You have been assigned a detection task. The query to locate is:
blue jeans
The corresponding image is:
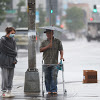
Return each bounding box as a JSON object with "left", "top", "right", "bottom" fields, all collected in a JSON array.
[{"left": 43, "top": 66, "right": 58, "bottom": 92}]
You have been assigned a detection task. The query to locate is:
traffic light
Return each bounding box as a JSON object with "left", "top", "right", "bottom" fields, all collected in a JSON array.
[
  {"left": 51, "top": 9, "right": 53, "bottom": 13},
  {"left": 36, "top": 36, "right": 37, "bottom": 41},
  {"left": 60, "top": 24, "right": 64, "bottom": 28},
  {"left": 90, "top": 18, "right": 93, "bottom": 21},
  {"left": 93, "top": 5, "right": 97, "bottom": 13}
]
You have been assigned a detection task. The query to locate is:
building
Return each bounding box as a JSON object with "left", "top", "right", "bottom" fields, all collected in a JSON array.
[
  {"left": 36, "top": 0, "right": 46, "bottom": 10},
  {"left": 58, "top": 0, "right": 68, "bottom": 16},
  {"left": 67, "top": 0, "right": 100, "bottom": 9}
]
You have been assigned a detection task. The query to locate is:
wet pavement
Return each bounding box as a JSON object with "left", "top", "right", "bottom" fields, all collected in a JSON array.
[{"left": 0, "top": 81, "right": 100, "bottom": 100}]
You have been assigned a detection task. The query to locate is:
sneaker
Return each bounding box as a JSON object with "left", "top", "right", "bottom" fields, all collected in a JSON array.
[
  {"left": 2, "top": 92, "right": 10, "bottom": 98},
  {"left": 52, "top": 92, "right": 57, "bottom": 94},
  {"left": 7, "top": 92, "right": 15, "bottom": 97},
  {"left": 48, "top": 92, "right": 52, "bottom": 94}
]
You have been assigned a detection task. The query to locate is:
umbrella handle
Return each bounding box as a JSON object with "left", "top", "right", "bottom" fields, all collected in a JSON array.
[{"left": 50, "top": 31, "right": 52, "bottom": 47}]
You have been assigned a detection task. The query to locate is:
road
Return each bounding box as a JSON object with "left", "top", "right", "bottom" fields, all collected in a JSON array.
[{"left": 14, "top": 39, "right": 100, "bottom": 82}]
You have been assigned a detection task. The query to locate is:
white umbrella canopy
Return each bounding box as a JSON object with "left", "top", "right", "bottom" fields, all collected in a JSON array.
[
  {"left": 39, "top": 26, "right": 67, "bottom": 33},
  {"left": 38, "top": 26, "right": 68, "bottom": 44}
]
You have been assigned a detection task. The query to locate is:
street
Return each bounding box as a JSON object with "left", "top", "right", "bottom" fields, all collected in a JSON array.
[
  {"left": 0, "top": 39, "right": 100, "bottom": 100},
  {"left": 15, "top": 38, "right": 100, "bottom": 82}
]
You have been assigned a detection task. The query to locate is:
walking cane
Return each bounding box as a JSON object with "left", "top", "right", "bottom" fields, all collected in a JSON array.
[
  {"left": 62, "top": 61, "right": 67, "bottom": 95},
  {"left": 50, "top": 30, "right": 52, "bottom": 48},
  {"left": 42, "top": 60, "right": 44, "bottom": 97}
]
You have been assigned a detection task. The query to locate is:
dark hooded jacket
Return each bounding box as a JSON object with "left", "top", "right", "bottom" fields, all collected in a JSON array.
[{"left": 0, "top": 36, "right": 17, "bottom": 68}]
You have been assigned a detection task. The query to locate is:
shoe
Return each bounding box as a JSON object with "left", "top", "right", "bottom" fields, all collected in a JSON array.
[
  {"left": 48, "top": 92, "right": 52, "bottom": 94},
  {"left": 52, "top": 92, "right": 57, "bottom": 94},
  {"left": 7, "top": 92, "right": 15, "bottom": 97},
  {"left": 2, "top": 92, "right": 10, "bottom": 98}
]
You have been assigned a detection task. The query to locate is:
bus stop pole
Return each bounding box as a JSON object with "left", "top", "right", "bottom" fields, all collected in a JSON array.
[{"left": 24, "top": 0, "right": 40, "bottom": 92}]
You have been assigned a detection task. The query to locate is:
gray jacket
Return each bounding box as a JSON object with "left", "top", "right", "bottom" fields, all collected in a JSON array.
[{"left": 0, "top": 36, "right": 17, "bottom": 68}]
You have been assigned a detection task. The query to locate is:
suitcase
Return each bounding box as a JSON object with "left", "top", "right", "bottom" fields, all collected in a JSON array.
[{"left": 83, "top": 70, "right": 97, "bottom": 83}]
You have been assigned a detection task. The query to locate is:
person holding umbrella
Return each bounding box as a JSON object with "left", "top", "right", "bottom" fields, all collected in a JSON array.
[{"left": 40, "top": 29, "right": 64, "bottom": 94}]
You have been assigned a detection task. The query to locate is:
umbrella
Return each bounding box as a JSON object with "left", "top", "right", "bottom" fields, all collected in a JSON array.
[
  {"left": 38, "top": 26, "right": 67, "bottom": 48},
  {"left": 39, "top": 26, "right": 67, "bottom": 33}
]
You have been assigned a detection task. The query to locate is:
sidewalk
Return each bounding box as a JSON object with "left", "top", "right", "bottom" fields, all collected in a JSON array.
[{"left": 0, "top": 77, "right": 100, "bottom": 100}]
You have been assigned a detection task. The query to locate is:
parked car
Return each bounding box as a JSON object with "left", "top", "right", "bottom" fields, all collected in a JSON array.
[
  {"left": 15, "top": 28, "right": 28, "bottom": 49},
  {"left": 86, "top": 21, "right": 100, "bottom": 42}
]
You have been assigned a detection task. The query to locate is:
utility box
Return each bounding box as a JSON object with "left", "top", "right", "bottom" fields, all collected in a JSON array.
[{"left": 83, "top": 70, "right": 97, "bottom": 83}]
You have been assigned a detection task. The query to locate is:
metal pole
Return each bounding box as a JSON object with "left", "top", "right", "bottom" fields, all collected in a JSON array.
[
  {"left": 49, "top": 0, "right": 51, "bottom": 26},
  {"left": 24, "top": 0, "right": 40, "bottom": 92},
  {"left": 28, "top": 0, "right": 37, "bottom": 71}
]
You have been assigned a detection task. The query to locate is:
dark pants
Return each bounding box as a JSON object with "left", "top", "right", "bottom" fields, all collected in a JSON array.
[
  {"left": 1, "top": 68, "right": 14, "bottom": 92},
  {"left": 44, "top": 66, "right": 58, "bottom": 92}
]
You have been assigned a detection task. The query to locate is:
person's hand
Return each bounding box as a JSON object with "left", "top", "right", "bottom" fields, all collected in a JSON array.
[
  {"left": 48, "top": 43, "right": 52, "bottom": 48},
  {"left": 13, "top": 61, "right": 17, "bottom": 64},
  {"left": 60, "top": 57, "right": 64, "bottom": 61}
]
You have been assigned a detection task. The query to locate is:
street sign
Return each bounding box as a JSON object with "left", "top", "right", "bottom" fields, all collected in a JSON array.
[
  {"left": 56, "top": 15, "right": 60, "bottom": 26},
  {"left": 36, "top": 11, "right": 39, "bottom": 23},
  {"left": 28, "top": 30, "right": 36, "bottom": 36},
  {"left": 5, "top": 10, "right": 17, "bottom": 14},
  {"left": 66, "top": 19, "right": 72, "bottom": 23},
  {"left": 63, "top": 4, "right": 67, "bottom": 10}
]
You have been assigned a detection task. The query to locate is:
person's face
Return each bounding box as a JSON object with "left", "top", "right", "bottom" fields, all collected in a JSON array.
[
  {"left": 46, "top": 31, "right": 53, "bottom": 39},
  {"left": 8, "top": 30, "right": 15, "bottom": 37}
]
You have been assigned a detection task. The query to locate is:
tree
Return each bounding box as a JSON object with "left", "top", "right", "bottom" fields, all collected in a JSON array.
[
  {"left": 0, "top": 0, "right": 11, "bottom": 24},
  {"left": 66, "top": 7, "right": 84, "bottom": 33},
  {"left": 12, "top": 0, "right": 28, "bottom": 28}
]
